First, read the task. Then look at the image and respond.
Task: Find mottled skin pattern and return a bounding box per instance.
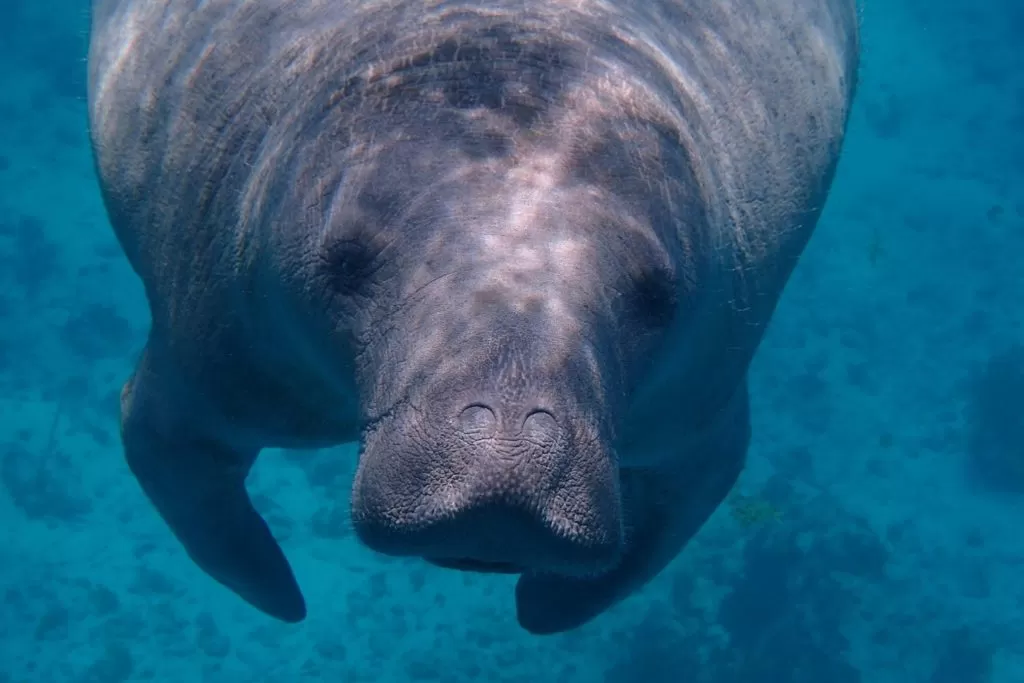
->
[88,0,858,634]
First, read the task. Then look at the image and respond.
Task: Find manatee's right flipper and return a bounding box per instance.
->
[119,349,306,622]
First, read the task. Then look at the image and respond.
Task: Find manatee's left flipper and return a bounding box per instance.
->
[516,384,750,635]
[120,349,307,623]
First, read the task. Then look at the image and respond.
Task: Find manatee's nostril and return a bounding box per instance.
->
[457,404,497,435]
[523,409,557,438]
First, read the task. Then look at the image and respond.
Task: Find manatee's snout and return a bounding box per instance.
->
[351,381,624,578]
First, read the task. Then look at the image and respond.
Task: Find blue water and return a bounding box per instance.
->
[1,1,1022,681]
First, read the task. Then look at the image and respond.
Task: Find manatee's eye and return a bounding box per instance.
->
[320,234,382,296]
[631,268,678,328]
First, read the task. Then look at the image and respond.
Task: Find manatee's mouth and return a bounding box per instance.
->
[428,557,524,574]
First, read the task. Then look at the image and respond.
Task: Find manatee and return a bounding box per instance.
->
[87,0,859,634]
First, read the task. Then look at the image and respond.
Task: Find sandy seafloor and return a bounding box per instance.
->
[1,1,1022,682]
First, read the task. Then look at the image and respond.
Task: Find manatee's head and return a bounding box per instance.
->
[299,21,706,633]
[336,161,684,576]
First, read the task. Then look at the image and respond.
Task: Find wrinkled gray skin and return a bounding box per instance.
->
[88,0,858,634]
